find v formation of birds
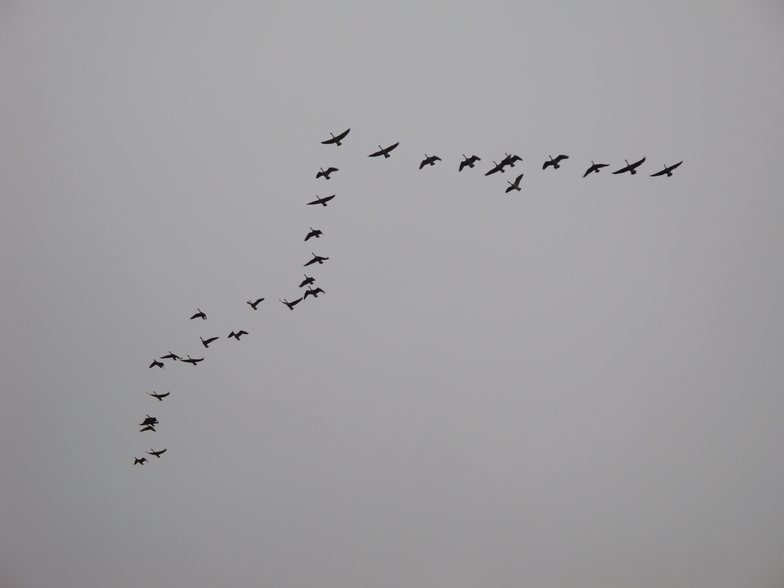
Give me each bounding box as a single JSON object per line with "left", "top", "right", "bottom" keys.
{"left": 135, "top": 127, "right": 682, "bottom": 465}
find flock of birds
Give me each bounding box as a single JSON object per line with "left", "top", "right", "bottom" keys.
{"left": 135, "top": 127, "right": 682, "bottom": 465}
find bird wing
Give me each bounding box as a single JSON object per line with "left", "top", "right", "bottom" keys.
{"left": 555, "top": 154, "right": 569, "bottom": 163}
{"left": 387, "top": 142, "right": 399, "bottom": 152}
{"left": 630, "top": 156, "right": 646, "bottom": 169}
{"left": 650, "top": 168, "right": 667, "bottom": 177}
{"left": 322, "top": 195, "right": 335, "bottom": 202}
{"left": 419, "top": 159, "right": 427, "bottom": 169}
{"left": 334, "top": 128, "right": 349, "bottom": 141}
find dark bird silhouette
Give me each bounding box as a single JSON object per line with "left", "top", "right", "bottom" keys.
{"left": 299, "top": 275, "right": 315, "bottom": 288}
{"left": 139, "top": 424, "right": 156, "bottom": 432}
{"left": 543, "top": 155, "right": 569, "bottom": 170}
{"left": 307, "top": 194, "right": 335, "bottom": 207}
{"left": 160, "top": 351, "right": 180, "bottom": 361}
{"left": 280, "top": 298, "right": 302, "bottom": 310}
{"left": 650, "top": 161, "right": 683, "bottom": 177}
{"left": 583, "top": 161, "right": 609, "bottom": 177}
{"left": 247, "top": 298, "right": 264, "bottom": 310}
{"left": 200, "top": 336, "right": 219, "bottom": 348}
{"left": 190, "top": 308, "right": 206, "bottom": 320}
{"left": 149, "top": 359, "right": 164, "bottom": 369}
{"left": 304, "top": 227, "right": 323, "bottom": 241}
{"left": 321, "top": 128, "right": 350, "bottom": 146}
{"left": 613, "top": 157, "right": 646, "bottom": 175}
{"left": 305, "top": 253, "right": 328, "bottom": 266}
{"left": 501, "top": 154, "right": 522, "bottom": 168}
{"left": 134, "top": 457, "right": 147, "bottom": 465}
{"left": 459, "top": 154, "right": 481, "bottom": 171}
{"left": 139, "top": 415, "right": 158, "bottom": 426}
{"left": 505, "top": 173, "right": 524, "bottom": 193}
{"left": 368, "top": 142, "right": 399, "bottom": 158}
{"left": 485, "top": 160, "right": 506, "bottom": 176}
{"left": 180, "top": 355, "right": 204, "bottom": 365}
{"left": 316, "top": 167, "right": 338, "bottom": 179}
{"left": 148, "top": 391, "right": 170, "bottom": 401}
{"left": 228, "top": 330, "right": 248, "bottom": 340}
{"left": 419, "top": 154, "right": 441, "bottom": 169}
{"left": 147, "top": 448, "right": 167, "bottom": 458}
{"left": 303, "top": 286, "right": 325, "bottom": 299}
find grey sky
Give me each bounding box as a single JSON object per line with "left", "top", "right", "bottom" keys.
{"left": 2, "top": 2, "right": 784, "bottom": 587}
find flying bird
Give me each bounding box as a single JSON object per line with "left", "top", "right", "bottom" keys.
{"left": 280, "top": 298, "right": 303, "bottom": 310}
{"left": 368, "top": 142, "right": 399, "bottom": 158}
{"left": 583, "top": 161, "right": 609, "bottom": 177}
{"left": 139, "top": 415, "right": 158, "bottom": 426}
{"left": 139, "top": 424, "right": 156, "bottom": 433}
{"left": 228, "top": 330, "right": 249, "bottom": 340}
{"left": 190, "top": 308, "right": 206, "bottom": 320}
{"left": 543, "top": 155, "right": 569, "bottom": 170}
{"left": 307, "top": 194, "right": 335, "bottom": 207}
{"left": 303, "top": 286, "right": 325, "bottom": 299}
{"left": 147, "top": 448, "right": 167, "bottom": 458}
{"left": 200, "top": 336, "right": 219, "bottom": 348}
{"left": 459, "top": 154, "right": 481, "bottom": 171}
{"left": 299, "top": 275, "right": 315, "bottom": 288}
{"left": 180, "top": 355, "right": 204, "bottom": 365}
{"left": 613, "top": 157, "right": 646, "bottom": 175}
{"left": 321, "top": 128, "right": 350, "bottom": 146}
{"left": 505, "top": 173, "right": 524, "bottom": 193}
{"left": 485, "top": 160, "right": 506, "bottom": 176}
{"left": 247, "top": 298, "right": 264, "bottom": 310}
{"left": 304, "top": 227, "right": 323, "bottom": 241}
{"left": 160, "top": 351, "right": 180, "bottom": 361}
{"left": 316, "top": 167, "right": 338, "bottom": 179}
{"left": 650, "top": 161, "right": 683, "bottom": 177}
{"left": 419, "top": 154, "right": 441, "bottom": 169}
{"left": 501, "top": 154, "right": 522, "bottom": 167}
{"left": 305, "top": 253, "right": 329, "bottom": 266}
{"left": 134, "top": 457, "right": 147, "bottom": 465}
{"left": 149, "top": 359, "right": 164, "bottom": 369}
{"left": 147, "top": 391, "right": 170, "bottom": 401}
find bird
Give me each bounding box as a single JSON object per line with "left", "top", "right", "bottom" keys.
{"left": 228, "top": 330, "right": 248, "bottom": 340}
{"left": 459, "top": 154, "right": 481, "bottom": 171}
{"left": 307, "top": 194, "right": 335, "bottom": 206}
{"left": 368, "top": 142, "right": 399, "bottom": 158}
{"left": 133, "top": 457, "right": 147, "bottom": 465}
{"left": 583, "top": 161, "right": 609, "bottom": 177}
{"left": 190, "top": 308, "right": 206, "bottom": 320}
{"left": 305, "top": 253, "right": 329, "bottom": 266}
{"left": 147, "top": 448, "right": 167, "bottom": 458}
{"left": 299, "top": 275, "right": 315, "bottom": 288}
{"left": 484, "top": 160, "right": 506, "bottom": 176}
{"left": 139, "top": 424, "right": 156, "bottom": 432}
{"left": 316, "top": 167, "right": 338, "bottom": 179}
{"left": 419, "top": 154, "right": 441, "bottom": 169}
{"left": 613, "top": 157, "right": 646, "bottom": 175}
{"left": 280, "top": 298, "right": 302, "bottom": 310}
{"left": 501, "top": 153, "right": 522, "bottom": 168}
{"left": 650, "top": 161, "right": 683, "bottom": 177}
{"left": 543, "top": 155, "right": 569, "bottom": 170}
{"left": 139, "top": 415, "right": 158, "bottom": 426}
{"left": 147, "top": 391, "right": 170, "bottom": 401}
{"left": 505, "top": 173, "right": 524, "bottom": 193}
{"left": 247, "top": 298, "right": 264, "bottom": 310}
{"left": 160, "top": 351, "right": 180, "bottom": 361}
{"left": 149, "top": 359, "right": 164, "bottom": 369}
{"left": 304, "top": 227, "right": 323, "bottom": 241}
{"left": 321, "top": 128, "right": 350, "bottom": 146}
{"left": 303, "top": 286, "right": 325, "bottom": 299}
{"left": 200, "top": 336, "right": 219, "bottom": 348}
{"left": 180, "top": 355, "right": 204, "bottom": 365}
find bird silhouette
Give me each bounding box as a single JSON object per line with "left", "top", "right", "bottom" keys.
{"left": 459, "top": 154, "right": 481, "bottom": 171}
{"left": 613, "top": 157, "right": 646, "bottom": 175}
{"left": 147, "top": 448, "right": 167, "bottom": 458}
{"left": 247, "top": 298, "right": 264, "bottom": 310}
{"left": 200, "top": 336, "right": 219, "bottom": 348}
{"left": 505, "top": 173, "right": 524, "bottom": 193}
{"left": 139, "top": 415, "right": 158, "bottom": 426}
{"left": 149, "top": 359, "right": 164, "bottom": 369}
{"left": 190, "top": 308, "right": 206, "bottom": 320}
{"left": 321, "top": 128, "right": 350, "bottom": 146}
{"left": 304, "top": 228, "right": 323, "bottom": 241}
{"left": 583, "top": 161, "right": 609, "bottom": 177}
{"left": 303, "top": 286, "right": 325, "bottom": 299}
{"left": 419, "top": 154, "right": 441, "bottom": 169}
{"left": 160, "top": 351, "right": 180, "bottom": 361}
{"left": 501, "top": 154, "right": 522, "bottom": 168}
{"left": 228, "top": 330, "right": 249, "bottom": 340}
{"left": 280, "top": 298, "right": 303, "bottom": 310}
{"left": 484, "top": 160, "right": 506, "bottom": 176}
{"left": 180, "top": 355, "right": 204, "bottom": 365}
{"left": 650, "top": 161, "right": 682, "bottom": 177}
{"left": 316, "top": 167, "right": 338, "bottom": 179}
{"left": 134, "top": 457, "right": 147, "bottom": 465}
{"left": 543, "top": 155, "right": 569, "bottom": 170}
{"left": 304, "top": 253, "right": 328, "bottom": 266}
{"left": 299, "top": 275, "right": 315, "bottom": 288}
{"left": 147, "top": 391, "right": 170, "bottom": 401}
{"left": 139, "top": 424, "right": 156, "bottom": 433}
{"left": 307, "top": 194, "right": 335, "bottom": 206}
{"left": 368, "top": 142, "right": 399, "bottom": 158}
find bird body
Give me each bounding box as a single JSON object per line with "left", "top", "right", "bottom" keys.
{"left": 304, "top": 228, "right": 323, "bottom": 241}
{"left": 316, "top": 166, "right": 338, "bottom": 179}
{"left": 583, "top": 161, "right": 609, "bottom": 177}
{"left": 321, "top": 128, "right": 350, "bottom": 146}
{"left": 299, "top": 275, "right": 315, "bottom": 288}
{"left": 650, "top": 161, "right": 682, "bottom": 177}
{"left": 459, "top": 154, "right": 481, "bottom": 171}
{"left": 543, "top": 155, "right": 569, "bottom": 170}
{"left": 368, "top": 142, "right": 399, "bottom": 158}
{"left": 613, "top": 157, "right": 646, "bottom": 175}
{"left": 307, "top": 194, "right": 335, "bottom": 206}
{"left": 247, "top": 298, "right": 264, "bottom": 310}
{"left": 419, "top": 154, "right": 441, "bottom": 169}
{"left": 139, "top": 415, "right": 158, "bottom": 426}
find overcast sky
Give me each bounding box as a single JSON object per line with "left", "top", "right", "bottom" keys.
{"left": 2, "top": 2, "right": 784, "bottom": 587}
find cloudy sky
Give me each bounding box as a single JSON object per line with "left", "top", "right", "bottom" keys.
{"left": 2, "top": 2, "right": 784, "bottom": 587}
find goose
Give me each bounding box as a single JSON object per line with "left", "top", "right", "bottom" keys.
{"left": 650, "top": 161, "right": 682, "bottom": 177}
{"left": 180, "top": 355, "right": 204, "bottom": 365}
{"left": 247, "top": 298, "right": 264, "bottom": 310}
{"left": 307, "top": 194, "right": 335, "bottom": 206}
{"left": 139, "top": 415, "right": 158, "bottom": 426}
{"left": 505, "top": 173, "right": 524, "bottom": 193}
{"left": 280, "top": 298, "right": 303, "bottom": 310}
{"left": 200, "top": 336, "right": 219, "bottom": 348}
{"left": 303, "top": 286, "right": 325, "bottom": 299}
{"left": 190, "top": 308, "right": 206, "bottom": 320}
{"left": 304, "top": 228, "right": 323, "bottom": 241}
{"left": 321, "top": 128, "right": 350, "bottom": 146}
{"left": 134, "top": 457, "right": 147, "bottom": 465}
{"left": 583, "top": 161, "right": 609, "bottom": 177}
{"left": 160, "top": 351, "right": 180, "bottom": 361}
{"left": 459, "top": 154, "right": 481, "bottom": 171}
{"left": 149, "top": 359, "right": 165, "bottom": 369}
{"left": 139, "top": 424, "right": 156, "bottom": 432}
{"left": 147, "top": 391, "right": 170, "bottom": 401}
{"left": 228, "top": 330, "right": 248, "bottom": 340}
{"left": 484, "top": 160, "right": 506, "bottom": 176}
{"left": 147, "top": 448, "right": 167, "bottom": 458}
{"left": 368, "top": 142, "right": 399, "bottom": 158}
{"left": 419, "top": 154, "right": 441, "bottom": 169}
{"left": 613, "top": 157, "right": 646, "bottom": 175}
{"left": 543, "top": 154, "right": 569, "bottom": 170}
{"left": 316, "top": 167, "right": 338, "bottom": 179}
{"left": 304, "top": 253, "right": 328, "bottom": 266}
{"left": 299, "top": 275, "right": 315, "bottom": 288}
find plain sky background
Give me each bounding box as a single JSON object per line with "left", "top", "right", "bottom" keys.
{"left": 2, "top": 2, "right": 784, "bottom": 587}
